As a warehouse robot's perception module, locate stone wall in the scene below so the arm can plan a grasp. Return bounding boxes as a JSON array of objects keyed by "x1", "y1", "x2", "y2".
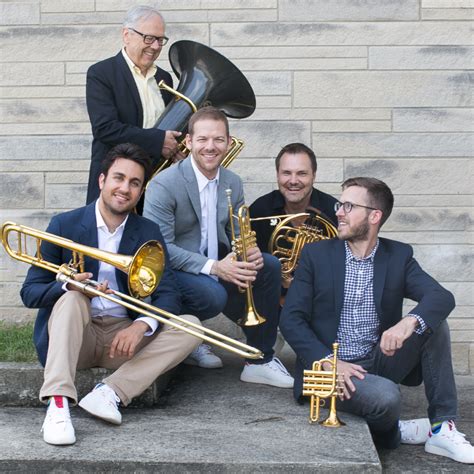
[{"x1": 0, "y1": 1, "x2": 472, "y2": 374}]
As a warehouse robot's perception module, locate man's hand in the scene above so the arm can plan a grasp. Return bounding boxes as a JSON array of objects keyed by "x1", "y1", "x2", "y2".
[
  {"x1": 245, "y1": 246, "x2": 264, "y2": 272},
  {"x1": 67, "y1": 273, "x2": 112, "y2": 299},
  {"x1": 109, "y1": 320, "x2": 149, "y2": 359},
  {"x1": 380, "y1": 317, "x2": 418, "y2": 356},
  {"x1": 211, "y1": 253, "x2": 257, "y2": 288},
  {"x1": 323, "y1": 359, "x2": 366, "y2": 400},
  {"x1": 162, "y1": 130, "x2": 182, "y2": 159}
]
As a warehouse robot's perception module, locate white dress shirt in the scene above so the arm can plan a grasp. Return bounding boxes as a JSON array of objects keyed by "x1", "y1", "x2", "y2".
[
  {"x1": 190, "y1": 156, "x2": 220, "y2": 275},
  {"x1": 63, "y1": 202, "x2": 158, "y2": 334}
]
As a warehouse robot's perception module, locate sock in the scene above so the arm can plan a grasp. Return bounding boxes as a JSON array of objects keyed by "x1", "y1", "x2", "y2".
[{"x1": 431, "y1": 421, "x2": 443, "y2": 434}]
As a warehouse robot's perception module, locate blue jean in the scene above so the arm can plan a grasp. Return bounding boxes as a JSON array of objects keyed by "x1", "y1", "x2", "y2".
[
  {"x1": 174, "y1": 253, "x2": 281, "y2": 363},
  {"x1": 337, "y1": 320, "x2": 457, "y2": 449}
]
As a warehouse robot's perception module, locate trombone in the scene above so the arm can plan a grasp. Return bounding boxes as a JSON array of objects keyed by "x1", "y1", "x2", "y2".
[{"x1": 1, "y1": 222, "x2": 263, "y2": 360}]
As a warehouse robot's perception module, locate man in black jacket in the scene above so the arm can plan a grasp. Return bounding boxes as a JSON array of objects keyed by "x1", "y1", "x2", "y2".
[
  {"x1": 86, "y1": 5, "x2": 182, "y2": 209},
  {"x1": 250, "y1": 142, "x2": 337, "y2": 255}
]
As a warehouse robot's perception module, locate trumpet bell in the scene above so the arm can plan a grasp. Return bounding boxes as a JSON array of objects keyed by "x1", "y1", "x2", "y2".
[
  {"x1": 238, "y1": 308, "x2": 266, "y2": 327},
  {"x1": 128, "y1": 241, "x2": 165, "y2": 298}
]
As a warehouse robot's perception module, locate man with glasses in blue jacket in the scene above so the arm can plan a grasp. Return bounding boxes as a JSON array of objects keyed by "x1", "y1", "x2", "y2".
[{"x1": 281, "y1": 177, "x2": 473, "y2": 464}]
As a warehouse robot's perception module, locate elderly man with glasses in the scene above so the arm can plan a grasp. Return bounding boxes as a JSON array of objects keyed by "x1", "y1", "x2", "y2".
[
  {"x1": 280, "y1": 177, "x2": 473, "y2": 464},
  {"x1": 85, "y1": 5, "x2": 183, "y2": 213}
]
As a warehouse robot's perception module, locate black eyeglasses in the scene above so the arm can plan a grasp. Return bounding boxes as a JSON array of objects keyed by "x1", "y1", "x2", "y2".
[
  {"x1": 334, "y1": 201, "x2": 379, "y2": 214},
  {"x1": 129, "y1": 28, "x2": 169, "y2": 46}
]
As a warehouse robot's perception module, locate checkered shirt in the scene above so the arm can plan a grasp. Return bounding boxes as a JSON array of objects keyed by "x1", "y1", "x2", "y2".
[
  {"x1": 336, "y1": 240, "x2": 380, "y2": 361},
  {"x1": 335, "y1": 240, "x2": 426, "y2": 361}
]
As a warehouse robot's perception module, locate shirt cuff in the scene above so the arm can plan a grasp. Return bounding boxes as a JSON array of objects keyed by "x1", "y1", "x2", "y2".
[
  {"x1": 136, "y1": 316, "x2": 159, "y2": 335},
  {"x1": 405, "y1": 313, "x2": 427, "y2": 335},
  {"x1": 200, "y1": 259, "x2": 216, "y2": 276}
]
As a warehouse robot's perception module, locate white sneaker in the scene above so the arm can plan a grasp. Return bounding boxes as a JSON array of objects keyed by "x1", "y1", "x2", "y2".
[
  {"x1": 400, "y1": 418, "x2": 431, "y2": 444},
  {"x1": 425, "y1": 420, "x2": 474, "y2": 464},
  {"x1": 78, "y1": 383, "x2": 122, "y2": 425},
  {"x1": 240, "y1": 357, "x2": 294, "y2": 388},
  {"x1": 42, "y1": 396, "x2": 76, "y2": 445},
  {"x1": 183, "y1": 344, "x2": 223, "y2": 369}
]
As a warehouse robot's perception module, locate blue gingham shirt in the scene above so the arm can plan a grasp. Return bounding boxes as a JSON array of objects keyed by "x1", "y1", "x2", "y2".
[{"x1": 336, "y1": 240, "x2": 426, "y2": 361}]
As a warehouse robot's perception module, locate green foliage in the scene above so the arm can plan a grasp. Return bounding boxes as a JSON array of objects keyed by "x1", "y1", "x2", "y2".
[{"x1": 0, "y1": 321, "x2": 37, "y2": 362}]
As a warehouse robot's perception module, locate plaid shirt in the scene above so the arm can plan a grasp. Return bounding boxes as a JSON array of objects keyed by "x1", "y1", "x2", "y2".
[
  {"x1": 336, "y1": 241, "x2": 380, "y2": 361},
  {"x1": 336, "y1": 240, "x2": 426, "y2": 361}
]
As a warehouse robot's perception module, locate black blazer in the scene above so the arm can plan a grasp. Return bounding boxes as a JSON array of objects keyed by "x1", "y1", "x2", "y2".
[
  {"x1": 85, "y1": 52, "x2": 173, "y2": 204},
  {"x1": 20, "y1": 202, "x2": 182, "y2": 366},
  {"x1": 280, "y1": 237, "x2": 455, "y2": 400}
]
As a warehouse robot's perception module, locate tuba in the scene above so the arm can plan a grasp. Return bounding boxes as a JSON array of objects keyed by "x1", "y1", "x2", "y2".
[
  {"x1": 226, "y1": 190, "x2": 266, "y2": 327},
  {"x1": 302, "y1": 343, "x2": 345, "y2": 427},
  {"x1": 1, "y1": 222, "x2": 263, "y2": 360},
  {"x1": 151, "y1": 40, "x2": 256, "y2": 178}
]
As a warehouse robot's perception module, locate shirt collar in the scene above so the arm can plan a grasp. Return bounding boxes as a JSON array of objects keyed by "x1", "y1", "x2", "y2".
[
  {"x1": 190, "y1": 155, "x2": 220, "y2": 193},
  {"x1": 95, "y1": 200, "x2": 128, "y2": 235},
  {"x1": 121, "y1": 47, "x2": 157, "y2": 79},
  {"x1": 345, "y1": 239, "x2": 379, "y2": 263}
]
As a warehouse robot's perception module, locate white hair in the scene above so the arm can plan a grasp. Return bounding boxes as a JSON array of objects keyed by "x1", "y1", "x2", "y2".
[{"x1": 123, "y1": 5, "x2": 164, "y2": 29}]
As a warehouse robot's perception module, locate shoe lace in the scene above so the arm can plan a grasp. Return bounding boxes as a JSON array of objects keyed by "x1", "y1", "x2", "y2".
[
  {"x1": 196, "y1": 344, "x2": 213, "y2": 356},
  {"x1": 441, "y1": 421, "x2": 469, "y2": 445},
  {"x1": 265, "y1": 357, "x2": 291, "y2": 376},
  {"x1": 42, "y1": 397, "x2": 71, "y2": 431},
  {"x1": 95, "y1": 384, "x2": 120, "y2": 408},
  {"x1": 400, "y1": 419, "x2": 427, "y2": 440}
]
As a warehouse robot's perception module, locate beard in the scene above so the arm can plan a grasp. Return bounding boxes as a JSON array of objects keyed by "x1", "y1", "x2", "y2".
[{"x1": 338, "y1": 219, "x2": 370, "y2": 242}]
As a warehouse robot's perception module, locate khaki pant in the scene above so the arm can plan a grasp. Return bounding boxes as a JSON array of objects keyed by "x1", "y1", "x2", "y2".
[{"x1": 40, "y1": 291, "x2": 202, "y2": 406}]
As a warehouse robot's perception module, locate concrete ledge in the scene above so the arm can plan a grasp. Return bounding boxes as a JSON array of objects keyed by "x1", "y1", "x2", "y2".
[
  {"x1": 0, "y1": 349, "x2": 382, "y2": 472},
  {"x1": 0, "y1": 362, "x2": 171, "y2": 407}
]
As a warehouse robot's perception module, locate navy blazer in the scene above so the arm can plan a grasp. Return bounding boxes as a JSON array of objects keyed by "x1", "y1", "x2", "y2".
[
  {"x1": 86, "y1": 52, "x2": 173, "y2": 204},
  {"x1": 21, "y1": 202, "x2": 182, "y2": 366},
  {"x1": 280, "y1": 237, "x2": 455, "y2": 400}
]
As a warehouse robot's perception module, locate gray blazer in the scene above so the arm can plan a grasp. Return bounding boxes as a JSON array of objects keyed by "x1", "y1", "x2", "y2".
[{"x1": 143, "y1": 157, "x2": 244, "y2": 274}]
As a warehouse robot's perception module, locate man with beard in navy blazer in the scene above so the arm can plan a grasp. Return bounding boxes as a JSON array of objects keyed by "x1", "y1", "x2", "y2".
[
  {"x1": 280, "y1": 177, "x2": 473, "y2": 464},
  {"x1": 22, "y1": 143, "x2": 201, "y2": 446},
  {"x1": 86, "y1": 5, "x2": 183, "y2": 211}
]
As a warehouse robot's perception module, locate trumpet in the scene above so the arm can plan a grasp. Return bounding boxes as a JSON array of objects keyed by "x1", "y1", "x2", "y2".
[
  {"x1": 1, "y1": 222, "x2": 263, "y2": 360},
  {"x1": 226, "y1": 190, "x2": 266, "y2": 327},
  {"x1": 302, "y1": 342, "x2": 345, "y2": 427}
]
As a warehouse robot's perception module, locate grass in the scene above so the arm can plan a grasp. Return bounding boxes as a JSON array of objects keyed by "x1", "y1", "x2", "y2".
[{"x1": 0, "y1": 321, "x2": 37, "y2": 362}]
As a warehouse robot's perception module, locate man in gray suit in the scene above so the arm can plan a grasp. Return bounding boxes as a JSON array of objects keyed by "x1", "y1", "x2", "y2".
[{"x1": 144, "y1": 107, "x2": 293, "y2": 388}]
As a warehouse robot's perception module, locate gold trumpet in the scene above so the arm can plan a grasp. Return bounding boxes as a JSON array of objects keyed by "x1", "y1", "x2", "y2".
[
  {"x1": 302, "y1": 342, "x2": 345, "y2": 427},
  {"x1": 1, "y1": 222, "x2": 263, "y2": 360},
  {"x1": 226, "y1": 190, "x2": 266, "y2": 327},
  {"x1": 252, "y1": 209, "x2": 337, "y2": 284}
]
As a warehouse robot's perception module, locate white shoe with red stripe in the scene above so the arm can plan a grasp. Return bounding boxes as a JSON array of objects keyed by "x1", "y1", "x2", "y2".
[
  {"x1": 42, "y1": 396, "x2": 76, "y2": 445},
  {"x1": 425, "y1": 420, "x2": 474, "y2": 464}
]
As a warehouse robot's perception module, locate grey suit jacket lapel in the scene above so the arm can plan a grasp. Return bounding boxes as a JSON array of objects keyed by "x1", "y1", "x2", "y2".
[{"x1": 181, "y1": 158, "x2": 202, "y2": 224}]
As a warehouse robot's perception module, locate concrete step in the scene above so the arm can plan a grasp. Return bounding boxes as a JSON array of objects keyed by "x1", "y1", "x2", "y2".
[
  {"x1": 0, "y1": 347, "x2": 382, "y2": 472},
  {"x1": 0, "y1": 362, "x2": 171, "y2": 408}
]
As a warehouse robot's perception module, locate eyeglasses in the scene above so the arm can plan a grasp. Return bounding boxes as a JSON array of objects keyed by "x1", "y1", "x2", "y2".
[
  {"x1": 129, "y1": 28, "x2": 169, "y2": 46},
  {"x1": 334, "y1": 201, "x2": 379, "y2": 214}
]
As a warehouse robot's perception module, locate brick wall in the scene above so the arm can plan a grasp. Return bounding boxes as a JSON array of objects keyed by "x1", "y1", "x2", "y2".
[{"x1": 0, "y1": 1, "x2": 472, "y2": 374}]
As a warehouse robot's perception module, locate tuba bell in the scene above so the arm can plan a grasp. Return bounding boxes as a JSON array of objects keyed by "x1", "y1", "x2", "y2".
[{"x1": 151, "y1": 40, "x2": 256, "y2": 177}]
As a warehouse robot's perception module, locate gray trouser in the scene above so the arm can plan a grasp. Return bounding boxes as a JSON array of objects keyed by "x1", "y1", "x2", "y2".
[{"x1": 338, "y1": 320, "x2": 457, "y2": 448}]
